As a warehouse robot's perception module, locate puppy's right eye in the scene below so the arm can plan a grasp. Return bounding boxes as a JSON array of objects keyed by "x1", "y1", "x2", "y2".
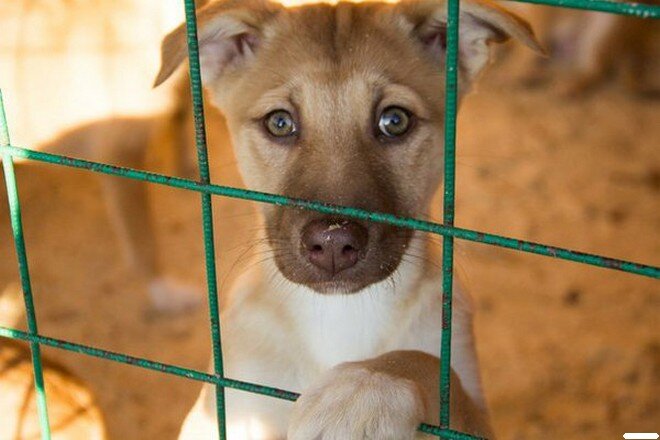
[
  {"x1": 377, "y1": 106, "x2": 412, "y2": 139},
  {"x1": 264, "y1": 110, "x2": 297, "y2": 137}
]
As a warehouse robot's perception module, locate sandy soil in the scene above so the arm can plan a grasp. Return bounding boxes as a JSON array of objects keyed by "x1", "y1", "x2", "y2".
[{"x1": 0, "y1": 58, "x2": 658, "y2": 439}]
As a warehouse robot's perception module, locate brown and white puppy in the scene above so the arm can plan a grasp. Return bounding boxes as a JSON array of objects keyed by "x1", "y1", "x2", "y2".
[
  {"x1": 152, "y1": 0, "x2": 541, "y2": 438},
  {"x1": 507, "y1": 1, "x2": 658, "y2": 96}
]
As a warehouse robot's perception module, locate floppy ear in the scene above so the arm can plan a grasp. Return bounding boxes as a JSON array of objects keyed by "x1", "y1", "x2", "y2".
[
  {"x1": 398, "y1": 0, "x2": 544, "y2": 83},
  {"x1": 153, "y1": 0, "x2": 281, "y2": 87}
]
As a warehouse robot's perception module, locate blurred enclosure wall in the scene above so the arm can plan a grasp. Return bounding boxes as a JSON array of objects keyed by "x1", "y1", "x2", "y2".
[
  {"x1": 0, "y1": 0, "x2": 344, "y2": 148},
  {"x1": 0, "y1": 0, "x2": 185, "y2": 147}
]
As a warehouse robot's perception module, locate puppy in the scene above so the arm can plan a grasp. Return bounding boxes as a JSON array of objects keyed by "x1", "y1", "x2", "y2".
[{"x1": 151, "y1": 0, "x2": 541, "y2": 438}]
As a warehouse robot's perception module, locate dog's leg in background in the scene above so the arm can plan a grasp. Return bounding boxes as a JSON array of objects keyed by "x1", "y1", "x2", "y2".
[
  {"x1": 41, "y1": 117, "x2": 201, "y2": 314},
  {"x1": 99, "y1": 175, "x2": 200, "y2": 314},
  {"x1": 99, "y1": 113, "x2": 204, "y2": 314}
]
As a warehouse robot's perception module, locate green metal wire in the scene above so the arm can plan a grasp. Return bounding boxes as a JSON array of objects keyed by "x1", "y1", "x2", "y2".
[
  {"x1": 508, "y1": 0, "x2": 660, "y2": 18},
  {"x1": 3, "y1": 145, "x2": 658, "y2": 279},
  {"x1": 0, "y1": 326, "x2": 299, "y2": 401},
  {"x1": 182, "y1": 0, "x2": 227, "y2": 438},
  {"x1": 0, "y1": 92, "x2": 51, "y2": 440},
  {"x1": 440, "y1": 0, "x2": 460, "y2": 429},
  {"x1": 0, "y1": 0, "x2": 659, "y2": 439},
  {"x1": 0, "y1": 326, "x2": 482, "y2": 439}
]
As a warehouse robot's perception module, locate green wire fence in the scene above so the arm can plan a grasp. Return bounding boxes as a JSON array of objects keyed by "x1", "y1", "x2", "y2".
[{"x1": 1, "y1": 0, "x2": 659, "y2": 438}]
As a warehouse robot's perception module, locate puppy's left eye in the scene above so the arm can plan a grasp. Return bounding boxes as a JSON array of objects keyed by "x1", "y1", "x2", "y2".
[
  {"x1": 378, "y1": 107, "x2": 412, "y2": 138},
  {"x1": 265, "y1": 110, "x2": 297, "y2": 137}
]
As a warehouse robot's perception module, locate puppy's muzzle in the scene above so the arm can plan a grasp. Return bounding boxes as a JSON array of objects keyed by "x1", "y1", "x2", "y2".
[{"x1": 300, "y1": 218, "x2": 368, "y2": 276}]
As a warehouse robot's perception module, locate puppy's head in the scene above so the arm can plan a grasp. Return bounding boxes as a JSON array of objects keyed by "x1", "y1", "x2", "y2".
[{"x1": 156, "y1": 0, "x2": 541, "y2": 294}]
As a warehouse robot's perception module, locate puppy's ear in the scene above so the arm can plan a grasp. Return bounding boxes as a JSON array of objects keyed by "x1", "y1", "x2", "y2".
[
  {"x1": 398, "y1": 0, "x2": 544, "y2": 82},
  {"x1": 154, "y1": 0, "x2": 281, "y2": 87}
]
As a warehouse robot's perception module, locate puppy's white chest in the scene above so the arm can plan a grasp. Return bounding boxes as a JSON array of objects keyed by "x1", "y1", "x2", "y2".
[{"x1": 292, "y1": 287, "x2": 399, "y2": 371}]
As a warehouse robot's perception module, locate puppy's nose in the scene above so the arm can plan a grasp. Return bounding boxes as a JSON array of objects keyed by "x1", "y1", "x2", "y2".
[{"x1": 301, "y1": 219, "x2": 368, "y2": 275}]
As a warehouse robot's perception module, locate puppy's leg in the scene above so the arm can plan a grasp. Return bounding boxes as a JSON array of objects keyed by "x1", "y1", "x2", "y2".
[
  {"x1": 178, "y1": 385, "x2": 223, "y2": 440},
  {"x1": 179, "y1": 384, "x2": 291, "y2": 440},
  {"x1": 288, "y1": 351, "x2": 493, "y2": 440},
  {"x1": 100, "y1": 176, "x2": 155, "y2": 279},
  {"x1": 100, "y1": 176, "x2": 200, "y2": 313}
]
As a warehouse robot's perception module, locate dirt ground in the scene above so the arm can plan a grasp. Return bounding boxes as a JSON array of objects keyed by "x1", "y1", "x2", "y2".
[{"x1": 1, "y1": 54, "x2": 658, "y2": 439}]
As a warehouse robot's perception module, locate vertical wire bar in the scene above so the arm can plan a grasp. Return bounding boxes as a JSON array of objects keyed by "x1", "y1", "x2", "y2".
[
  {"x1": 181, "y1": 1, "x2": 227, "y2": 438},
  {"x1": 0, "y1": 91, "x2": 52, "y2": 439},
  {"x1": 440, "y1": 0, "x2": 460, "y2": 430}
]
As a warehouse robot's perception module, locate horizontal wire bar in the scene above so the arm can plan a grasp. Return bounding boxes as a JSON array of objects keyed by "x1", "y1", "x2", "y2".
[
  {"x1": 0, "y1": 326, "x2": 298, "y2": 400},
  {"x1": 2, "y1": 145, "x2": 658, "y2": 279},
  {"x1": 420, "y1": 424, "x2": 486, "y2": 440},
  {"x1": 506, "y1": 0, "x2": 660, "y2": 18},
  {"x1": 0, "y1": 327, "x2": 480, "y2": 439}
]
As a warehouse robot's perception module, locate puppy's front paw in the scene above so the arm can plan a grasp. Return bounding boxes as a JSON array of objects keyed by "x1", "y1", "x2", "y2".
[{"x1": 288, "y1": 363, "x2": 424, "y2": 440}]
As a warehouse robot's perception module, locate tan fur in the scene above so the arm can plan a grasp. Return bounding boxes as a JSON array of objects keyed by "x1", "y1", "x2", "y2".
[
  {"x1": 289, "y1": 350, "x2": 493, "y2": 439},
  {"x1": 151, "y1": 1, "x2": 540, "y2": 438},
  {"x1": 154, "y1": 0, "x2": 540, "y2": 293}
]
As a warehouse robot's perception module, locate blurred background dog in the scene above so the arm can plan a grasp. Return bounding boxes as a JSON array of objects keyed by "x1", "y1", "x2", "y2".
[{"x1": 502, "y1": 0, "x2": 660, "y2": 96}]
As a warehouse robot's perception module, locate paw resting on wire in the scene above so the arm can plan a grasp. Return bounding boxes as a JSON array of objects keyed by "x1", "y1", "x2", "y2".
[{"x1": 288, "y1": 362, "x2": 425, "y2": 440}]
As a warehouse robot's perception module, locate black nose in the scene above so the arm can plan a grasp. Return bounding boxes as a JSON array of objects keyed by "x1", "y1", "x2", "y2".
[{"x1": 300, "y1": 219, "x2": 369, "y2": 275}]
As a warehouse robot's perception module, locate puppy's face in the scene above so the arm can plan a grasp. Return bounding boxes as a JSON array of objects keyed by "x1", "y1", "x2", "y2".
[{"x1": 156, "y1": 0, "x2": 540, "y2": 294}]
